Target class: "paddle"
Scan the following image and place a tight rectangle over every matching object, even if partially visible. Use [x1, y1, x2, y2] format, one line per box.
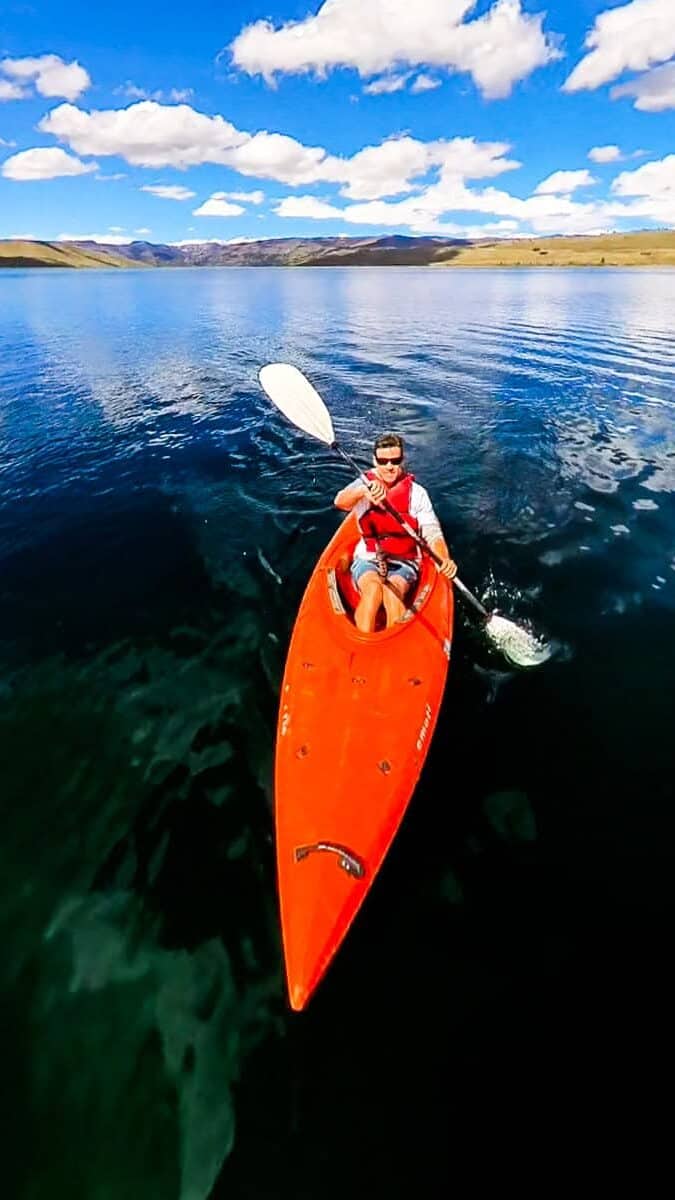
[259, 362, 550, 668]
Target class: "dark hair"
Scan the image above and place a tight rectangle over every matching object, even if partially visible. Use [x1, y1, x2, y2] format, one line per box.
[373, 433, 405, 455]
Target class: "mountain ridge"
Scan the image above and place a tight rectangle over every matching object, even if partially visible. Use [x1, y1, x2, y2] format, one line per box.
[2, 231, 675, 269]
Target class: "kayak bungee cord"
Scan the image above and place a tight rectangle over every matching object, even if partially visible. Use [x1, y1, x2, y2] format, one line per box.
[259, 362, 550, 669]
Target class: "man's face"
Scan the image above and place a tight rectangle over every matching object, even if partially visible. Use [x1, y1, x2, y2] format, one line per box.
[373, 446, 404, 484]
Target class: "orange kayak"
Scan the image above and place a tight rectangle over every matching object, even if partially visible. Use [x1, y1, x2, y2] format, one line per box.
[275, 512, 454, 1010]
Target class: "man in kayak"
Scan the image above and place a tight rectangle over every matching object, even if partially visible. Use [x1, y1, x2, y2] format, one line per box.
[334, 433, 457, 632]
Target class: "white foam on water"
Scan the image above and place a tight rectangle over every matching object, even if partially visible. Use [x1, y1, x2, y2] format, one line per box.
[485, 614, 552, 669]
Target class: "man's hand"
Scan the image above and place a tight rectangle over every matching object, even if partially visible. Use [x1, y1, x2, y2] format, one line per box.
[366, 479, 387, 506]
[436, 556, 457, 580]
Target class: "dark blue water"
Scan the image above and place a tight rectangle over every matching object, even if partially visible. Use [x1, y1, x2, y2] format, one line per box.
[2, 267, 674, 1195]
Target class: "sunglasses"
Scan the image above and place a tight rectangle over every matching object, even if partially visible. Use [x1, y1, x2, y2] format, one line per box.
[375, 454, 403, 466]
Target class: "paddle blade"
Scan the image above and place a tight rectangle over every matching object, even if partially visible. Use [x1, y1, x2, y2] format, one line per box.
[485, 614, 551, 668]
[259, 363, 336, 446]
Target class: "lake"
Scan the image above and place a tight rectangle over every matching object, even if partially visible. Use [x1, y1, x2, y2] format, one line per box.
[1, 265, 674, 1196]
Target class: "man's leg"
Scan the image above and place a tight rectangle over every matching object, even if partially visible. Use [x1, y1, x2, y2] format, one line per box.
[354, 572, 384, 632]
[382, 576, 410, 626]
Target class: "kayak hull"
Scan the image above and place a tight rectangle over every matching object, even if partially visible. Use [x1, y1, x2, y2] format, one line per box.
[275, 512, 453, 1010]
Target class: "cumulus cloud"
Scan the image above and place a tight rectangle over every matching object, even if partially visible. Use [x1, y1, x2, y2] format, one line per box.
[275, 196, 344, 221]
[339, 135, 519, 200]
[57, 233, 132, 244]
[275, 149, 675, 238]
[611, 61, 675, 111]
[219, 189, 265, 204]
[611, 154, 675, 221]
[140, 183, 196, 200]
[588, 144, 622, 163]
[411, 74, 441, 92]
[534, 169, 597, 195]
[37, 100, 518, 201]
[40, 101, 246, 169]
[1, 54, 90, 101]
[608, 156, 675, 225]
[192, 193, 246, 217]
[38, 101, 333, 185]
[2, 146, 98, 181]
[363, 74, 410, 95]
[170, 236, 258, 246]
[564, 0, 675, 92]
[116, 82, 195, 103]
[231, 0, 560, 100]
[0, 79, 26, 101]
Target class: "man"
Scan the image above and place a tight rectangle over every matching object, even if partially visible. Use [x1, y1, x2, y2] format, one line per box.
[333, 433, 457, 633]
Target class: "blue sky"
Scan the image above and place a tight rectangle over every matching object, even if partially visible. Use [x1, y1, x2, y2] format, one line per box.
[1, 0, 674, 244]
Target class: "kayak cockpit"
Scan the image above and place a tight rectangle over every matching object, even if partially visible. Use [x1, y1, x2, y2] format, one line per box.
[327, 550, 430, 630]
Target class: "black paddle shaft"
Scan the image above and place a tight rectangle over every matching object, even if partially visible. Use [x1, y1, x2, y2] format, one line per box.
[332, 441, 489, 621]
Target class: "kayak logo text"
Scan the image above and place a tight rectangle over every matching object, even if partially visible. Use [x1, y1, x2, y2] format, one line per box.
[416, 703, 433, 752]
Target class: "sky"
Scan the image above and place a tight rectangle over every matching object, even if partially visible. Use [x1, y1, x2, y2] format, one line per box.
[0, 0, 674, 245]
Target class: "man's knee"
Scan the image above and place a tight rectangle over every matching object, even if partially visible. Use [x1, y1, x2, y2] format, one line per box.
[358, 574, 383, 599]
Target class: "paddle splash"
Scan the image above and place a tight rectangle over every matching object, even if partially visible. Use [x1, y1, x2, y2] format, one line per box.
[483, 613, 552, 668]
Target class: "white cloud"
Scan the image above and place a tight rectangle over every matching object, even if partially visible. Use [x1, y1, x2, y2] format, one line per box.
[363, 74, 410, 95]
[170, 236, 259, 246]
[140, 183, 196, 200]
[1, 54, 90, 101]
[8, 231, 38, 239]
[610, 155, 675, 224]
[411, 74, 441, 92]
[96, 172, 127, 181]
[564, 0, 675, 92]
[40, 101, 246, 168]
[534, 169, 597, 195]
[219, 189, 265, 204]
[231, 0, 560, 100]
[57, 233, 132, 244]
[588, 144, 622, 163]
[38, 101, 331, 185]
[135, 228, 152, 234]
[339, 134, 519, 200]
[116, 82, 195, 103]
[116, 82, 150, 101]
[37, 100, 519, 201]
[2, 146, 98, 181]
[0, 136, 17, 146]
[0, 79, 26, 101]
[612, 155, 675, 197]
[225, 130, 334, 185]
[275, 196, 344, 220]
[276, 153, 675, 237]
[611, 61, 675, 111]
[192, 193, 246, 217]
[339, 136, 431, 199]
[109, 226, 125, 233]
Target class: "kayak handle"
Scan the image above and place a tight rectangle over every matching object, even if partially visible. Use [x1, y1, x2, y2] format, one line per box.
[295, 842, 366, 880]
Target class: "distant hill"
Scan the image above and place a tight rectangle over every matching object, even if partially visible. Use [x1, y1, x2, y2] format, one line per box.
[2, 231, 675, 269]
[0, 239, 144, 269]
[432, 229, 675, 268]
[66, 234, 465, 267]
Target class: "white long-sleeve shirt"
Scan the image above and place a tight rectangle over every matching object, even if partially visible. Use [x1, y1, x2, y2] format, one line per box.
[348, 478, 443, 561]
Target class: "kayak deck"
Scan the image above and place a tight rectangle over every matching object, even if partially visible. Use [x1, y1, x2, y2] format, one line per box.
[275, 513, 453, 1010]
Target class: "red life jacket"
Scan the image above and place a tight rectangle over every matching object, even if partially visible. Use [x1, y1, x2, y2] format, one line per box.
[359, 470, 419, 559]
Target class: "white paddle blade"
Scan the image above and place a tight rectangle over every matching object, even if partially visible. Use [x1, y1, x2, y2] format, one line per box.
[259, 363, 336, 446]
[485, 614, 552, 668]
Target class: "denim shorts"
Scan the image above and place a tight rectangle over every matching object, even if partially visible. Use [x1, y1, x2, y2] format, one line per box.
[351, 556, 419, 588]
